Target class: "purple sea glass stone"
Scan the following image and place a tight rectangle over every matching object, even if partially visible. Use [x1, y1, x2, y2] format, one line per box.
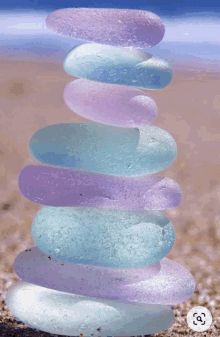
[13, 246, 160, 289]
[13, 246, 195, 305]
[46, 8, 165, 48]
[18, 165, 182, 209]
[63, 79, 158, 128]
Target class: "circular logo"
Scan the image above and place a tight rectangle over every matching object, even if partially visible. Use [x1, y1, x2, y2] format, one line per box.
[187, 306, 212, 332]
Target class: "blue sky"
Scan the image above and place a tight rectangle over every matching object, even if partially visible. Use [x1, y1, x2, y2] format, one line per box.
[1, 2, 220, 71]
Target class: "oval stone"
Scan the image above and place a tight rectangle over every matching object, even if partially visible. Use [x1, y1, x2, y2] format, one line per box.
[63, 79, 158, 128]
[31, 207, 176, 268]
[63, 43, 172, 89]
[13, 247, 195, 305]
[18, 165, 182, 209]
[46, 8, 165, 49]
[14, 246, 161, 289]
[29, 123, 177, 177]
[6, 281, 174, 336]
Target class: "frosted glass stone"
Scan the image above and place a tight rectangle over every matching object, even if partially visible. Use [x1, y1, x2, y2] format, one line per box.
[29, 123, 177, 177]
[13, 247, 195, 305]
[13, 246, 161, 289]
[63, 79, 158, 128]
[6, 281, 174, 336]
[31, 207, 176, 268]
[63, 43, 172, 89]
[46, 8, 165, 49]
[18, 165, 182, 209]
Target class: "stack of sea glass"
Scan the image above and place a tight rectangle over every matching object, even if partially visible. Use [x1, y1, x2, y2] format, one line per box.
[6, 8, 195, 336]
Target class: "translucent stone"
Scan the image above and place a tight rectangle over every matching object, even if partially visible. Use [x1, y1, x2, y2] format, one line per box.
[6, 281, 175, 336]
[46, 8, 165, 48]
[14, 246, 161, 289]
[31, 207, 176, 268]
[63, 43, 172, 89]
[29, 123, 177, 176]
[63, 79, 158, 128]
[14, 247, 195, 305]
[19, 165, 182, 209]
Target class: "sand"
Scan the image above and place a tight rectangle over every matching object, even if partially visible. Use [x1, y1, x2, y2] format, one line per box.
[0, 56, 220, 336]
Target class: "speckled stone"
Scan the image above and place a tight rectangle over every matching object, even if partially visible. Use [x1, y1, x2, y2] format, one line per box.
[31, 207, 176, 268]
[18, 165, 182, 209]
[63, 79, 158, 128]
[13, 246, 161, 289]
[13, 246, 195, 305]
[6, 281, 175, 336]
[29, 123, 177, 177]
[63, 43, 172, 89]
[46, 8, 165, 48]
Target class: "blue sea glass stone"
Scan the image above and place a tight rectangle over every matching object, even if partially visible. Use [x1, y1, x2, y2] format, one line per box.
[63, 43, 172, 89]
[29, 122, 177, 177]
[31, 207, 176, 268]
[6, 281, 174, 336]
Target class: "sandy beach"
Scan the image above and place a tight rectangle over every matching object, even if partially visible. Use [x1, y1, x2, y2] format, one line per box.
[0, 56, 220, 336]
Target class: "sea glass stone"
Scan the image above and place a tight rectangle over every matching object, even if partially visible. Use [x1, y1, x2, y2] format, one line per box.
[63, 79, 158, 128]
[31, 207, 176, 268]
[46, 8, 165, 49]
[63, 43, 172, 89]
[6, 281, 174, 336]
[18, 165, 182, 209]
[14, 246, 161, 289]
[29, 123, 178, 177]
[14, 247, 195, 305]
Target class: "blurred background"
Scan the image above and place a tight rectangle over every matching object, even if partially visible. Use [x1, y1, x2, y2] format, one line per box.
[0, 0, 220, 336]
